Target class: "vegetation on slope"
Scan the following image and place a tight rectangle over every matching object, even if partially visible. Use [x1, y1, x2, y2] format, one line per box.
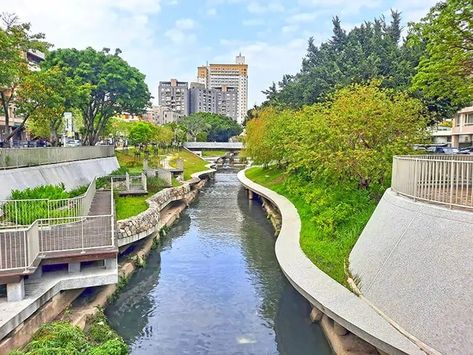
[246, 167, 376, 286]
[170, 149, 208, 181]
[11, 311, 127, 355]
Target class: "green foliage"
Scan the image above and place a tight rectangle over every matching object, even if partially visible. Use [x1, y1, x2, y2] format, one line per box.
[10, 184, 69, 200]
[42, 47, 151, 145]
[246, 82, 427, 190]
[246, 167, 376, 285]
[409, 0, 473, 117]
[14, 312, 127, 355]
[264, 12, 418, 109]
[128, 121, 155, 146]
[180, 112, 242, 142]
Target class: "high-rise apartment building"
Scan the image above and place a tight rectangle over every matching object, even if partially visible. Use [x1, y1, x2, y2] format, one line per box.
[189, 82, 217, 114]
[158, 79, 189, 116]
[197, 54, 248, 124]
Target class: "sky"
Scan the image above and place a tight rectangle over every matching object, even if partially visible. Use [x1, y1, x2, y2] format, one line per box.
[0, 0, 437, 106]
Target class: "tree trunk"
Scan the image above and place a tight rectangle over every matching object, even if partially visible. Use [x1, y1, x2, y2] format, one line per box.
[1, 92, 11, 147]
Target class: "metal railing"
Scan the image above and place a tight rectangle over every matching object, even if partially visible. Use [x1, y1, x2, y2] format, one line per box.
[0, 178, 96, 229]
[392, 155, 473, 209]
[0, 178, 115, 272]
[0, 146, 114, 169]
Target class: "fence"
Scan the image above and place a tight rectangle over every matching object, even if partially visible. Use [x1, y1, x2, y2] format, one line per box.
[392, 155, 473, 209]
[0, 146, 114, 169]
[0, 178, 96, 229]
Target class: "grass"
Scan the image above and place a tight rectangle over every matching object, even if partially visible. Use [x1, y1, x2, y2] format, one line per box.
[115, 147, 168, 174]
[170, 149, 208, 180]
[245, 166, 376, 286]
[201, 150, 227, 157]
[114, 148, 208, 219]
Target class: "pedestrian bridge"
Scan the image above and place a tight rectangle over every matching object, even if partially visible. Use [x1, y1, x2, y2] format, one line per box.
[184, 142, 243, 150]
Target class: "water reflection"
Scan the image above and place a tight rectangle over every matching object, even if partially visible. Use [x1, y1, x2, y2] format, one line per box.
[106, 170, 331, 354]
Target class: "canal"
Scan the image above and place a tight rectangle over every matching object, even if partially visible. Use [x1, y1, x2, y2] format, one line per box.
[106, 170, 331, 354]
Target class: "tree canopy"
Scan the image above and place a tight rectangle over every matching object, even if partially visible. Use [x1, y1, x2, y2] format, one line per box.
[409, 0, 473, 117]
[42, 47, 151, 145]
[180, 112, 242, 142]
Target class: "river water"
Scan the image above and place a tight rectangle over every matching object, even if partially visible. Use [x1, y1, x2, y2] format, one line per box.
[106, 170, 331, 355]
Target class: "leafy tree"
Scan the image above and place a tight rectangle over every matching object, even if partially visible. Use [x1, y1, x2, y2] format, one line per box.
[0, 13, 48, 144]
[264, 12, 419, 109]
[246, 83, 428, 190]
[20, 67, 87, 144]
[409, 0, 473, 117]
[180, 112, 242, 142]
[128, 121, 156, 146]
[179, 114, 211, 141]
[42, 47, 151, 145]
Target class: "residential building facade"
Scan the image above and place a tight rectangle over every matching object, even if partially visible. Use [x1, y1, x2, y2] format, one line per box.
[158, 79, 189, 116]
[197, 54, 248, 124]
[189, 82, 217, 114]
[452, 106, 473, 148]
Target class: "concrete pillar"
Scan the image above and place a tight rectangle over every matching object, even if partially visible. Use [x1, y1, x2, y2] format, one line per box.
[104, 258, 117, 270]
[7, 278, 25, 302]
[310, 306, 323, 322]
[68, 262, 81, 273]
[333, 321, 348, 336]
[29, 266, 43, 280]
[248, 189, 254, 200]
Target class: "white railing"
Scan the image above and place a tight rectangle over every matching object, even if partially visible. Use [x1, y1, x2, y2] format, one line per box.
[0, 178, 96, 230]
[392, 155, 473, 209]
[0, 146, 114, 169]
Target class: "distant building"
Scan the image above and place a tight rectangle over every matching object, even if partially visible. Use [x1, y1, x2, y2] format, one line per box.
[189, 82, 216, 114]
[452, 106, 473, 148]
[158, 79, 189, 116]
[216, 85, 238, 121]
[156, 106, 181, 125]
[197, 54, 248, 124]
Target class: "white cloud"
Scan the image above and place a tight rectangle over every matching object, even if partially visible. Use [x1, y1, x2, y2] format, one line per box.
[165, 18, 197, 43]
[207, 8, 217, 16]
[242, 18, 265, 27]
[282, 25, 299, 34]
[247, 2, 285, 14]
[286, 12, 318, 24]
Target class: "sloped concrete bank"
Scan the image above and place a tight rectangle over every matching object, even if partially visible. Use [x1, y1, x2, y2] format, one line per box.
[350, 189, 473, 355]
[0, 167, 215, 353]
[0, 156, 119, 199]
[238, 169, 425, 355]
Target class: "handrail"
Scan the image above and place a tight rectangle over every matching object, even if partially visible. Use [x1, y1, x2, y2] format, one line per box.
[0, 146, 114, 169]
[0, 177, 97, 229]
[392, 155, 473, 209]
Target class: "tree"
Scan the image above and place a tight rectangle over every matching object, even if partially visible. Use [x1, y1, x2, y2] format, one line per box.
[0, 13, 49, 144]
[409, 0, 473, 117]
[20, 67, 86, 144]
[128, 121, 156, 146]
[42, 47, 151, 145]
[179, 114, 211, 141]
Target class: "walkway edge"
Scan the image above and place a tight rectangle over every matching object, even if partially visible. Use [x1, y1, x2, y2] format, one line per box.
[237, 169, 424, 355]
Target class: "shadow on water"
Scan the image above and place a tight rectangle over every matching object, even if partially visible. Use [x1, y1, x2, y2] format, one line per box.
[106, 170, 332, 354]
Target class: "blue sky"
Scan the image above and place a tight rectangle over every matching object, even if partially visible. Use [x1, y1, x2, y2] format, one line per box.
[2, 0, 437, 105]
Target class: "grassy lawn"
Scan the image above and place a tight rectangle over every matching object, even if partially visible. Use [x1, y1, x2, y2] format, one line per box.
[246, 166, 376, 287]
[115, 194, 149, 220]
[170, 149, 208, 180]
[201, 150, 227, 157]
[115, 147, 168, 174]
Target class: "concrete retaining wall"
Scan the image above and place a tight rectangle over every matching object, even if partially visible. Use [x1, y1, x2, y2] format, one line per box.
[238, 169, 424, 355]
[0, 157, 119, 199]
[350, 189, 473, 355]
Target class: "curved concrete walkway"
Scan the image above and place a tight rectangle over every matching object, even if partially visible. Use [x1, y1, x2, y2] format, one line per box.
[237, 169, 425, 355]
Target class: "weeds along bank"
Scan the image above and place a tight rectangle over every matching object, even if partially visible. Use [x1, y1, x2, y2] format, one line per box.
[243, 83, 428, 286]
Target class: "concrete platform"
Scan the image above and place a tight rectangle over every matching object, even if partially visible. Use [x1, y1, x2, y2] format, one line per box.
[0, 266, 118, 340]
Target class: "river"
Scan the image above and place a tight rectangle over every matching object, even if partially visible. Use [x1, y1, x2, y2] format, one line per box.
[106, 170, 331, 354]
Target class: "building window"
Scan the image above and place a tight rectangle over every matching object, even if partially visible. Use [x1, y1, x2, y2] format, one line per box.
[466, 113, 473, 125]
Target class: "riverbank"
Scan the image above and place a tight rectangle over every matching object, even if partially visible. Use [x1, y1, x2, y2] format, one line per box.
[245, 166, 376, 286]
[238, 168, 424, 354]
[1, 157, 214, 353]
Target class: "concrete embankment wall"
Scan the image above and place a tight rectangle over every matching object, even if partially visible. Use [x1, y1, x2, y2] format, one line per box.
[0, 157, 119, 199]
[349, 189, 473, 355]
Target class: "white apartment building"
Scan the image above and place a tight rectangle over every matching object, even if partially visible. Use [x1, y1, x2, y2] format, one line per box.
[197, 54, 248, 124]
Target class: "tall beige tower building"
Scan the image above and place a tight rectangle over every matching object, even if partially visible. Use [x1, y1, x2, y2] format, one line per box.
[197, 54, 248, 124]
